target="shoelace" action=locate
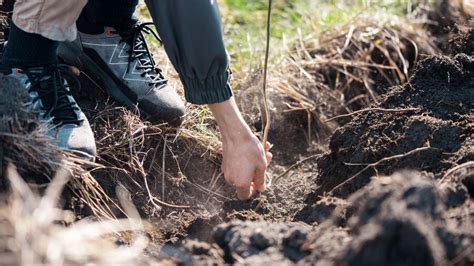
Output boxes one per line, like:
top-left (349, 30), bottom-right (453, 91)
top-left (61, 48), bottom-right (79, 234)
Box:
top-left (116, 22), bottom-right (168, 89)
top-left (23, 64), bottom-right (83, 126)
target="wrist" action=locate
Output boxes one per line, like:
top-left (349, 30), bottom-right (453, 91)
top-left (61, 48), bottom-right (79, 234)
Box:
top-left (221, 120), bottom-right (254, 143)
top-left (208, 97), bottom-right (254, 143)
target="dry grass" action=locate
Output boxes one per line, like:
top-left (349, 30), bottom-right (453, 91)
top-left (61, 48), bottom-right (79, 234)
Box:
top-left (0, 78), bottom-right (167, 261)
top-left (0, 75), bottom-right (62, 179)
top-left (0, 164), bottom-right (156, 265)
top-left (88, 102), bottom-right (225, 210)
top-left (0, 75), bottom-right (122, 220)
top-left (269, 8), bottom-right (439, 131)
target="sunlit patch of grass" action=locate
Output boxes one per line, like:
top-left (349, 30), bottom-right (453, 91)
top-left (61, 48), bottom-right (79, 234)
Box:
top-left (138, 0), bottom-right (436, 77)
top-left (219, 0), bottom-right (436, 79)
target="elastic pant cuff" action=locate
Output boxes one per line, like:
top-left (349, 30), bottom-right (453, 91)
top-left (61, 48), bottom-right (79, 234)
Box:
top-left (182, 71), bottom-right (233, 105)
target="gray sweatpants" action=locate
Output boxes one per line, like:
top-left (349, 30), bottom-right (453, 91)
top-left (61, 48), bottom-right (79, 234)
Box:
top-left (12, 0), bottom-right (232, 104)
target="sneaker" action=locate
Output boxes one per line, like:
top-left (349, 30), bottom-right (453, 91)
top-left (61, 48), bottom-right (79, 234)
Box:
top-left (58, 22), bottom-right (185, 126)
top-left (3, 65), bottom-right (97, 159)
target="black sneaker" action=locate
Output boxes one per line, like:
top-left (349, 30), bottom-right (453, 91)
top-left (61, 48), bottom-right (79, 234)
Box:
top-left (4, 65), bottom-right (97, 159)
top-left (58, 22), bottom-right (185, 126)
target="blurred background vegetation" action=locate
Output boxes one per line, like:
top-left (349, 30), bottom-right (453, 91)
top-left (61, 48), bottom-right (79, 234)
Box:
top-left (140, 0), bottom-right (435, 78)
top-left (219, 0), bottom-right (434, 75)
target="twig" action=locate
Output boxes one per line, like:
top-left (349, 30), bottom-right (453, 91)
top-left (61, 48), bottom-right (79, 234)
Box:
top-left (439, 161), bottom-right (474, 184)
top-left (329, 146), bottom-right (433, 194)
top-left (345, 94), bottom-right (368, 106)
top-left (147, 139), bottom-right (161, 191)
top-left (448, 245), bottom-right (474, 266)
top-left (261, 0), bottom-right (272, 146)
top-left (141, 168), bottom-right (192, 209)
top-left (161, 135), bottom-right (167, 201)
top-left (342, 25), bottom-right (356, 51)
top-left (301, 58), bottom-right (398, 70)
top-left (271, 154), bottom-right (322, 185)
top-left (186, 179), bottom-right (231, 201)
top-left (206, 170), bottom-right (224, 204)
top-left (131, 146), bottom-right (192, 210)
top-left (80, 71), bottom-right (105, 92)
top-left (324, 107), bottom-right (421, 123)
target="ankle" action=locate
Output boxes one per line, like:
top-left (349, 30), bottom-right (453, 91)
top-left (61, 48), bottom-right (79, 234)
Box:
top-left (76, 15), bottom-right (105, 35)
top-left (2, 23), bottom-right (58, 68)
top-left (77, 0), bottom-right (139, 34)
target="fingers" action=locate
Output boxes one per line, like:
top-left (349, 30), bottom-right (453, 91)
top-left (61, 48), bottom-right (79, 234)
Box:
top-left (225, 141), bottom-right (274, 201)
top-left (236, 183), bottom-right (254, 200)
top-left (230, 168), bottom-right (264, 200)
top-left (251, 182), bottom-right (257, 197)
top-left (265, 142), bottom-right (273, 164)
top-left (266, 151), bottom-right (273, 164)
top-left (265, 141), bottom-right (273, 151)
top-left (234, 166), bottom-right (266, 200)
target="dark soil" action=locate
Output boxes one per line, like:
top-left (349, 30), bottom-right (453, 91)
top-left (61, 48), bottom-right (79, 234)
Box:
top-left (171, 30), bottom-right (474, 264)
top-left (166, 171), bottom-right (473, 265)
top-left (309, 53), bottom-right (473, 198)
top-left (303, 171), bottom-right (473, 266)
top-left (427, 0), bottom-right (473, 52)
top-left (449, 28), bottom-right (474, 56)
top-left (296, 53), bottom-right (473, 224)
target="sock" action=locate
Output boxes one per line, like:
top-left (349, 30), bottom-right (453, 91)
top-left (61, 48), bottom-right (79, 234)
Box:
top-left (2, 23), bottom-right (58, 68)
top-left (76, 14), bottom-right (105, 35)
top-left (77, 0), bottom-right (139, 34)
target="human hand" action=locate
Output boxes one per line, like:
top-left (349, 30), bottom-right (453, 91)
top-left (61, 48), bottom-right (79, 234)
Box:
top-left (222, 137), bottom-right (273, 200)
top-left (208, 97), bottom-right (273, 200)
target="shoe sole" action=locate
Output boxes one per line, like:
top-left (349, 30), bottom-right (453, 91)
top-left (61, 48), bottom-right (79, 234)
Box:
top-left (57, 42), bottom-right (150, 117)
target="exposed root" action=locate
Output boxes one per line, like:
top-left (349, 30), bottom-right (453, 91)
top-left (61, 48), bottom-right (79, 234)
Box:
top-left (439, 161), bottom-right (474, 184)
top-left (329, 146), bottom-right (434, 195)
top-left (324, 107), bottom-right (421, 123)
top-left (271, 154), bottom-right (322, 186)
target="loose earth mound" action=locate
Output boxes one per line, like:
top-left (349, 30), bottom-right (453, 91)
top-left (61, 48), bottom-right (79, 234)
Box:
top-left (166, 47), bottom-right (473, 265)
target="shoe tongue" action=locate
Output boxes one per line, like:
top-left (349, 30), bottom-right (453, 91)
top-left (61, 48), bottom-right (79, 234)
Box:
top-left (37, 76), bottom-right (57, 109)
top-left (114, 18), bottom-right (138, 32)
top-left (114, 19), bottom-right (142, 45)
top-left (36, 75), bottom-right (78, 124)
top-left (77, 15), bottom-right (105, 35)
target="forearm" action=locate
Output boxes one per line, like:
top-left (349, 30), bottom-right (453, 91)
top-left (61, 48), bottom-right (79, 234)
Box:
top-left (208, 97), bottom-right (254, 142)
top-left (209, 97), bottom-right (271, 200)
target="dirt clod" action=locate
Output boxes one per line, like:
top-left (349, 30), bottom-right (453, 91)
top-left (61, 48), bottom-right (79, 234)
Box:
top-left (300, 171), bottom-right (473, 266)
top-left (176, 171), bottom-right (473, 265)
top-left (213, 221), bottom-right (311, 264)
top-left (449, 28), bottom-right (474, 55)
top-left (303, 53), bottom-right (473, 204)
